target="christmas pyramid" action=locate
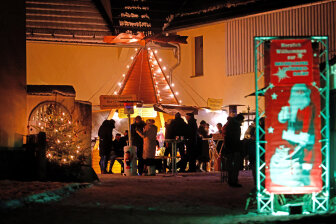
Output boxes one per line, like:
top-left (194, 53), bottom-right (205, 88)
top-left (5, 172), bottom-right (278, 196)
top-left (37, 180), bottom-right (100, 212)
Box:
top-left (104, 33), bottom-right (188, 105)
top-left (117, 47), bottom-right (178, 105)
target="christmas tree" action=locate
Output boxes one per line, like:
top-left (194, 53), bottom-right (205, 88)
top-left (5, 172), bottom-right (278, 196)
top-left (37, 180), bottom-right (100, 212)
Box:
top-left (31, 103), bottom-right (87, 165)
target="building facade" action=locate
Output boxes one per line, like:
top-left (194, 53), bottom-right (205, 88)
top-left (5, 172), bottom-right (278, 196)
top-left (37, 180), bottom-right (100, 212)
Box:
top-left (166, 0), bottom-right (336, 112)
top-left (26, 0), bottom-right (336, 118)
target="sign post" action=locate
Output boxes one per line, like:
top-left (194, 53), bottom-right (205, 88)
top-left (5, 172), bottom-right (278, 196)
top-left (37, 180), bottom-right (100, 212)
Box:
top-left (100, 94), bottom-right (136, 109)
top-left (123, 102), bottom-right (134, 146)
top-left (122, 101), bottom-right (138, 176)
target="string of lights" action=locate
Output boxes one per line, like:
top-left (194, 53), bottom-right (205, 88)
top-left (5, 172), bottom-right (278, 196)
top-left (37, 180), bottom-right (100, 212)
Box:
top-left (110, 46), bottom-right (182, 105)
top-left (147, 48), bottom-right (181, 104)
top-left (113, 48), bottom-right (139, 95)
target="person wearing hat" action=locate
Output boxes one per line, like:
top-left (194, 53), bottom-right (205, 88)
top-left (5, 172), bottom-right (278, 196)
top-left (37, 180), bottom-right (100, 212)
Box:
top-left (185, 113), bottom-right (198, 172)
top-left (224, 113), bottom-right (245, 187)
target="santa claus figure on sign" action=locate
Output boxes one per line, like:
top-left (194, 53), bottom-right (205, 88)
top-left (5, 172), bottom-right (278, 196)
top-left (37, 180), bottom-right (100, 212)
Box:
top-left (270, 83), bottom-right (315, 187)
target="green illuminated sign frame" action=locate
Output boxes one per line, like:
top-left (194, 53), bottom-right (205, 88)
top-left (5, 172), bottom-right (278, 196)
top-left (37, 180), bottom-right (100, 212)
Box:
top-left (254, 36), bottom-right (330, 214)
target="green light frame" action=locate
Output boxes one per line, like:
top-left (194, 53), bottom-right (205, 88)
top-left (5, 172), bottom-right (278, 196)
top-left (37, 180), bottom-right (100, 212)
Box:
top-left (254, 36), bottom-right (330, 214)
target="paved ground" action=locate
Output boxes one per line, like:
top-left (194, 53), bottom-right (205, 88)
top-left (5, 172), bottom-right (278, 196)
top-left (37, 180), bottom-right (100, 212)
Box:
top-left (1, 171), bottom-right (335, 224)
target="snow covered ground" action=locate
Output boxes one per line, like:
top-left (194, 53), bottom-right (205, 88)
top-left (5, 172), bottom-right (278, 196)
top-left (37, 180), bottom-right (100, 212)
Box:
top-left (1, 171), bottom-right (335, 223)
top-left (0, 180), bottom-right (68, 201)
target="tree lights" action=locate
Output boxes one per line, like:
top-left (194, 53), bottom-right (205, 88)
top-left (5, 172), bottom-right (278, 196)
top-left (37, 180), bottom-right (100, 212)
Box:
top-left (29, 102), bottom-right (89, 165)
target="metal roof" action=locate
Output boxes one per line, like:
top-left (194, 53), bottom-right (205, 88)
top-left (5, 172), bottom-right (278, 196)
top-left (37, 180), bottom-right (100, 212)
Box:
top-left (163, 0), bottom-right (327, 31)
top-left (109, 0), bottom-right (185, 36)
top-left (26, 0), bottom-right (113, 44)
top-left (25, 0), bottom-right (185, 44)
top-left (27, 85), bottom-right (76, 97)
top-left (26, 1), bottom-right (326, 43)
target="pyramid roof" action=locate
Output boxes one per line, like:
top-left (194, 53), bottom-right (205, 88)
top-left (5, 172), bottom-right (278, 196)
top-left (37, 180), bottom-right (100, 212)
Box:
top-left (118, 48), bottom-right (178, 105)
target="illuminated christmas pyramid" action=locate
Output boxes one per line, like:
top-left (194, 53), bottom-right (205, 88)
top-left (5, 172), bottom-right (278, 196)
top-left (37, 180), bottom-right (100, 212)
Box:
top-left (104, 33), bottom-right (187, 105)
top-left (119, 48), bottom-right (178, 104)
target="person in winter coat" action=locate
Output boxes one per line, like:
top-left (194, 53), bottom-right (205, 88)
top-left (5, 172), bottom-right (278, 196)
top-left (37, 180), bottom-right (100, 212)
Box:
top-left (98, 119), bottom-right (115, 174)
top-left (108, 133), bottom-right (126, 174)
top-left (169, 112), bottom-right (188, 172)
top-left (163, 119), bottom-right (173, 172)
top-left (186, 113), bottom-right (198, 172)
top-left (224, 113), bottom-right (245, 187)
top-left (215, 123), bottom-right (224, 153)
top-left (198, 120), bottom-right (212, 171)
top-left (131, 116), bottom-right (146, 175)
top-left (136, 119), bottom-right (158, 175)
top-left (120, 130), bottom-right (129, 146)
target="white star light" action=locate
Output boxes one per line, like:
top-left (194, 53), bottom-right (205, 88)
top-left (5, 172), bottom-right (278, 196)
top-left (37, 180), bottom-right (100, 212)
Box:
top-left (297, 53), bottom-right (304, 59)
top-left (268, 126), bottom-right (274, 134)
top-left (271, 93), bottom-right (278, 100)
top-left (273, 67), bottom-right (289, 81)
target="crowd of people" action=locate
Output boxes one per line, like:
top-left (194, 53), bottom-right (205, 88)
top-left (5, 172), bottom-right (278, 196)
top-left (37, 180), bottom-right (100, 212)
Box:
top-left (98, 116), bottom-right (159, 176)
top-left (164, 112), bottom-right (213, 173)
top-left (98, 112), bottom-right (261, 187)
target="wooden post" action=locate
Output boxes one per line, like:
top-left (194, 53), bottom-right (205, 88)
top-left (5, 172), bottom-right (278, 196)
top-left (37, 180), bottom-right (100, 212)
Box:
top-left (37, 132), bottom-right (47, 180)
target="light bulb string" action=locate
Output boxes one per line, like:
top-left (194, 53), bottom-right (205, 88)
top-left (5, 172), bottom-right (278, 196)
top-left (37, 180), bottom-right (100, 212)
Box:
top-left (174, 74), bottom-right (207, 103)
top-left (107, 48), bottom-right (137, 95)
top-left (114, 48), bottom-right (140, 95)
top-left (173, 75), bottom-right (201, 106)
top-left (88, 76), bottom-right (115, 101)
top-left (148, 49), bottom-right (160, 102)
top-left (137, 48), bottom-right (145, 97)
top-left (150, 49), bottom-right (178, 104)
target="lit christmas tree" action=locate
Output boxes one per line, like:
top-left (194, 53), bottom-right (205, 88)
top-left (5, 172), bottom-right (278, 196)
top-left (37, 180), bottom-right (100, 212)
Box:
top-left (30, 103), bottom-right (87, 165)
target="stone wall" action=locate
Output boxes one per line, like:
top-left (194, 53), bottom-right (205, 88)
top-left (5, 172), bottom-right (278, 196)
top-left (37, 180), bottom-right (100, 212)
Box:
top-left (73, 100), bottom-right (92, 165)
top-left (26, 92), bottom-right (92, 166)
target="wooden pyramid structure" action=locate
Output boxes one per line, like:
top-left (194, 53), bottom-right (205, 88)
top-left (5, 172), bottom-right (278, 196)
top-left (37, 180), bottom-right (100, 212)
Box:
top-left (117, 48), bottom-right (178, 105)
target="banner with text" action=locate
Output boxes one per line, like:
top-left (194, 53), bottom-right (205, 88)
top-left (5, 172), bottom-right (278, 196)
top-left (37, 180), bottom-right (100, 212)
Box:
top-left (264, 39), bottom-right (322, 194)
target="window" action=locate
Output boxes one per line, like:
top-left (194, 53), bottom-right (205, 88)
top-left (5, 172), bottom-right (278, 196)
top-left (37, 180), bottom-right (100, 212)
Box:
top-left (194, 36), bottom-right (203, 76)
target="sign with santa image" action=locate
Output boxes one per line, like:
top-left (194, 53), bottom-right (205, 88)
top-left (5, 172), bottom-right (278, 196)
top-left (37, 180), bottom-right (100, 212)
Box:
top-left (264, 39), bottom-right (322, 194)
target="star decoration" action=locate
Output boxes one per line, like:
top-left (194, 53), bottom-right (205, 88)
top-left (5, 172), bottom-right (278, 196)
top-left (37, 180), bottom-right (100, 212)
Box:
top-left (268, 126), bottom-right (274, 134)
top-left (273, 67), bottom-right (289, 81)
top-left (271, 93), bottom-right (278, 100)
top-left (297, 53), bottom-right (304, 59)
